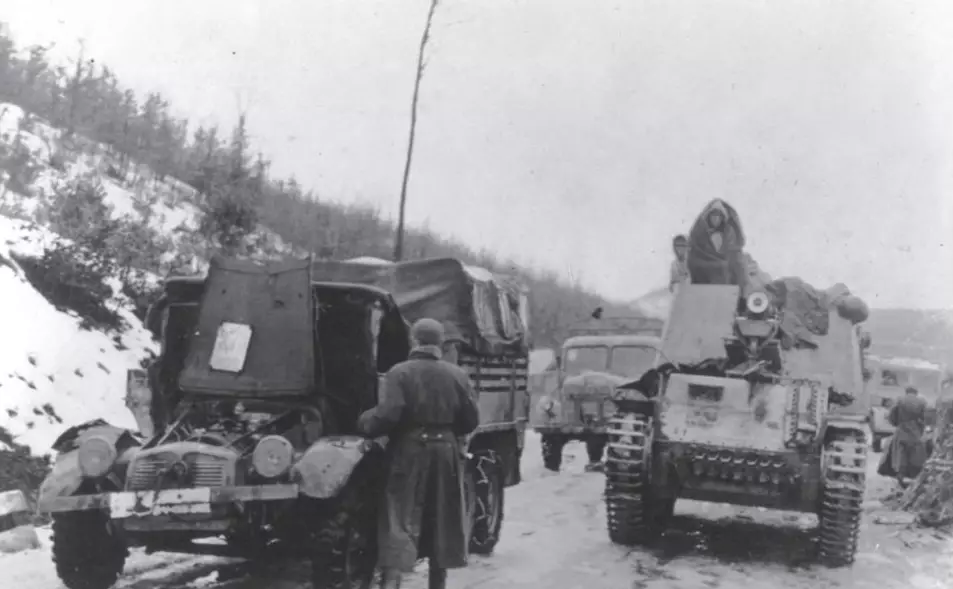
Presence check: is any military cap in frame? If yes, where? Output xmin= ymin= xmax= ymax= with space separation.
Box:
xmin=411 ymin=318 xmax=445 ymax=346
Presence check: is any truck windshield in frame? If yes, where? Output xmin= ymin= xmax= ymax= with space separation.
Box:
xmin=563 ymin=346 xmax=608 ymax=376
xmin=609 ymin=345 xmax=657 ymax=378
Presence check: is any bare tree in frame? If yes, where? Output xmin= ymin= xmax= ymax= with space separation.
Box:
xmin=393 ymin=0 xmax=441 ymax=262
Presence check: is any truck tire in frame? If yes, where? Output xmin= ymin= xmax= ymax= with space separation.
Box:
xmin=467 ymin=450 xmax=505 ymax=555
xmin=541 ymin=435 xmax=566 ymax=472
xmin=872 ymin=435 xmax=883 ymax=453
xmin=52 ymin=511 xmax=128 ymax=589
xmin=310 ymin=463 xmax=379 ymax=589
xmin=310 ymin=498 xmax=377 ymax=589
xmin=817 ymin=434 xmax=866 ymax=567
xmin=604 ymin=412 xmax=664 ymax=546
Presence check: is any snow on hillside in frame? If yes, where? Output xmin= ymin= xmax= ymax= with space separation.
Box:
xmin=0 ymin=217 xmax=156 ymax=454
xmin=0 ymin=102 xmax=303 ymax=455
xmin=0 ymin=102 xmax=295 ymax=268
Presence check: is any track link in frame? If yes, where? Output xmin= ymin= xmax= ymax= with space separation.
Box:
xmin=604 ymin=412 xmax=654 ymax=545
xmin=818 ymin=436 xmax=867 ymax=567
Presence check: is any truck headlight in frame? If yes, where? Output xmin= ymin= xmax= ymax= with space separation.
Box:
xmin=77 ymin=436 xmax=118 ymax=478
xmin=252 ymin=435 xmax=294 ymax=478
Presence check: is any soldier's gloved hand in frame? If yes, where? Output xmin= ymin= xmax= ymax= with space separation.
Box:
xmin=458 ymin=435 xmax=473 ymax=460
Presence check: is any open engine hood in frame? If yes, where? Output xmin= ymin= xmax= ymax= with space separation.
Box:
xmin=178 ymin=255 xmax=317 ymax=397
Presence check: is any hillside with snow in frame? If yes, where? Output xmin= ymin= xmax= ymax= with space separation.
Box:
xmin=0 ymin=101 xmax=308 ymax=455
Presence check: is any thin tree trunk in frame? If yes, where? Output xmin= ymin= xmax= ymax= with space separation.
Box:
xmin=394 ymin=0 xmax=441 ymax=262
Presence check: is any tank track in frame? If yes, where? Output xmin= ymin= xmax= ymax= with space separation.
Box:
xmin=817 ymin=435 xmax=867 ymax=567
xmin=604 ymin=411 xmax=653 ymax=545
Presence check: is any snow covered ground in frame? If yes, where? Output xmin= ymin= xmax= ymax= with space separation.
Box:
xmin=2 ymin=433 xmax=950 ymax=589
xmin=0 ymin=216 xmax=155 ymax=453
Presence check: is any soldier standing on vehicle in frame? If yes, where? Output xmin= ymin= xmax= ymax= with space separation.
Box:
xmin=669 ymin=234 xmax=691 ymax=292
xmin=357 ymin=318 xmax=480 ymax=589
xmin=887 ymin=386 xmax=929 ymax=487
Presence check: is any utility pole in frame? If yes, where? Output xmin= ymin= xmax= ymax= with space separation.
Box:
xmin=393 ymin=0 xmax=441 ymax=262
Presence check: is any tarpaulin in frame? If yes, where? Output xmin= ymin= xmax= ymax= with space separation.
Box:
xmin=311 ymin=258 xmax=528 ymax=356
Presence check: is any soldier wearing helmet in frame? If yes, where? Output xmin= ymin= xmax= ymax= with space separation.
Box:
xmin=669 ymin=234 xmax=691 ymax=293
xmin=358 ymin=317 xmax=479 ymax=589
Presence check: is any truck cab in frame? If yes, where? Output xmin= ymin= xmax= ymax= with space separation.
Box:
xmin=532 ymin=315 xmax=662 ymax=472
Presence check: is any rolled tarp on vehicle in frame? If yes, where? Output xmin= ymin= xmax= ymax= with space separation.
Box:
xmin=311 ymin=257 xmax=528 ymax=356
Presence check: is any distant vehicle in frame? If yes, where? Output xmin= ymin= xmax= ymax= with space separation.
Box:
xmin=866 ymin=355 xmax=946 ymax=452
xmin=604 ymin=284 xmax=871 ymax=567
xmin=36 ymin=255 xmax=530 ymax=589
xmin=531 ymin=314 xmax=663 ymax=472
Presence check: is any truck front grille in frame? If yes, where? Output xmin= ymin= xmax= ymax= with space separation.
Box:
xmin=127 ymin=452 xmax=230 ymax=491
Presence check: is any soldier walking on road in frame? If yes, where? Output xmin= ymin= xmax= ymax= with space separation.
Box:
xmin=887 ymin=386 xmax=929 ymax=487
xmin=358 ymin=318 xmax=480 ymax=589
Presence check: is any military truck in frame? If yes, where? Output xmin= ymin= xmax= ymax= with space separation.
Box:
xmin=604 ymin=284 xmax=871 ymax=567
xmin=531 ymin=316 xmax=663 ymax=472
xmin=38 ymin=256 xmax=406 ymax=589
xmin=36 ymin=256 xmax=529 ymax=589
xmin=310 ymin=257 xmax=531 ymax=555
xmin=866 ymin=355 xmax=946 ymax=452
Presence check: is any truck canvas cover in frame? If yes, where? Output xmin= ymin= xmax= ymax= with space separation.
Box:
xmin=311 ymin=257 xmax=527 ymax=356
xmin=178 ymin=255 xmax=316 ymax=397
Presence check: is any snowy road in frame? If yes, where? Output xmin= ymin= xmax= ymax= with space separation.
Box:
xmin=6 ymin=433 xmax=953 ymax=589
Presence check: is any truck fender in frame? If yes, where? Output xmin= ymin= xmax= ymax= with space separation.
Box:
xmin=38 ymin=422 xmax=140 ymax=504
xmin=292 ymin=435 xmax=386 ymax=500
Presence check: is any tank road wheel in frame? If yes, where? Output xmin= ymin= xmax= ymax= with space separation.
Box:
xmin=817 ymin=433 xmax=867 ymax=567
xmin=541 ymin=434 xmax=566 ymax=472
xmin=604 ymin=412 xmax=659 ymax=546
xmin=52 ymin=511 xmax=128 ymax=589
xmin=467 ymin=450 xmax=505 ymax=555
xmin=310 ymin=493 xmax=378 ymax=589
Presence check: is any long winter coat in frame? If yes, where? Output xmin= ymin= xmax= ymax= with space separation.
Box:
xmin=357 ymin=347 xmax=480 ymax=572
xmin=885 ymin=394 xmax=929 ymax=479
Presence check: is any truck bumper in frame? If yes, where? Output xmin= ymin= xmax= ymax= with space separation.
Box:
xmin=38 ymin=484 xmax=299 ymax=518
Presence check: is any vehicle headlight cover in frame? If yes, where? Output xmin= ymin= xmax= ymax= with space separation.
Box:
xmin=746 ymin=291 xmax=770 ymax=314
xmin=77 ymin=436 xmax=118 ymax=478
xmin=252 ymin=435 xmax=294 ymax=478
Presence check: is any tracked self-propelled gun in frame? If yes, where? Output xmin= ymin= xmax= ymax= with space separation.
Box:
xmin=603 ymin=283 xmax=870 ymax=567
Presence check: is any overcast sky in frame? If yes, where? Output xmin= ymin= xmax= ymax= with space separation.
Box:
xmin=4 ymin=0 xmax=952 ymax=309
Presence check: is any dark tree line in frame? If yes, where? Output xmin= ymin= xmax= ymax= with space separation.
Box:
xmin=0 ymin=27 xmax=632 ymax=348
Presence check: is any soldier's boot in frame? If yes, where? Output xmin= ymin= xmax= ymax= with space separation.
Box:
xmin=428 ymin=566 xmax=447 ymax=589
xmin=380 ymin=568 xmax=403 ymax=589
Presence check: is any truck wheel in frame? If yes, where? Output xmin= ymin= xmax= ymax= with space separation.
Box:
xmin=817 ymin=434 xmax=867 ymax=567
xmin=872 ymin=435 xmax=883 ymax=453
xmin=467 ymin=450 xmax=505 ymax=555
xmin=52 ymin=511 xmax=128 ymax=589
xmin=310 ymin=482 xmax=378 ymax=589
xmin=604 ymin=412 xmax=662 ymax=546
xmin=541 ymin=435 xmax=566 ymax=472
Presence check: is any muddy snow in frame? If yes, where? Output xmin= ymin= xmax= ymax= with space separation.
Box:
xmin=3 ymin=433 xmax=951 ymax=589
